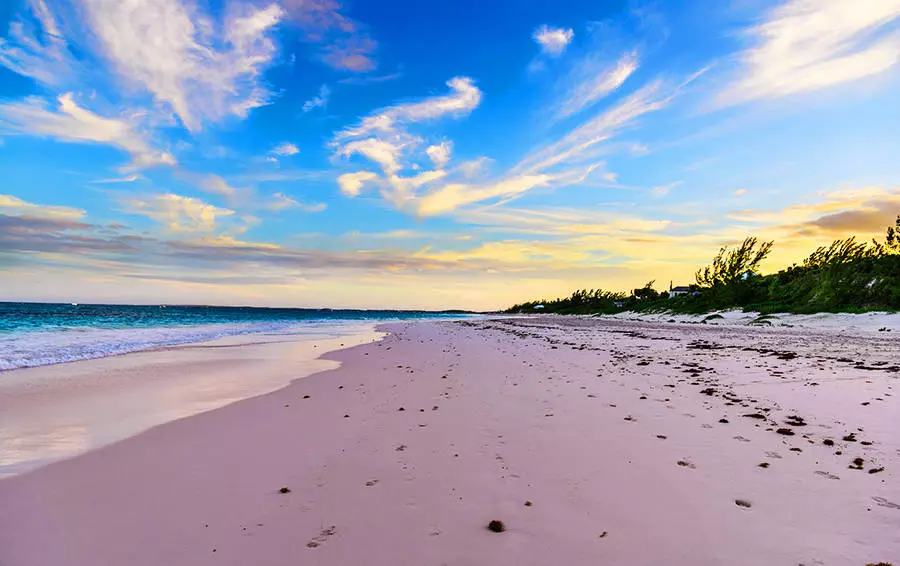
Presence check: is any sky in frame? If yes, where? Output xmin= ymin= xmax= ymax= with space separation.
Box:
xmin=1 ymin=0 xmax=900 ymax=310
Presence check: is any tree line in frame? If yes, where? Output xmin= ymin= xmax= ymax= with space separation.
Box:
xmin=505 ymin=216 xmax=900 ymax=315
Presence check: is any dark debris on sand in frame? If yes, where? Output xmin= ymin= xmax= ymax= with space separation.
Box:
xmin=487 ymin=520 xmax=506 ymax=533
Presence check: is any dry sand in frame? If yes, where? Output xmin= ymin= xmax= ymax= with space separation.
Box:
xmin=0 ymin=317 xmax=897 ymax=565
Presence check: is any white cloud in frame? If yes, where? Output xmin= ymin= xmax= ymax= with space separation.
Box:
xmin=266 ymin=192 xmax=327 ymax=212
xmin=82 ymin=0 xmax=284 ymax=131
xmin=413 ymin=174 xmax=555 ymax=217
xmin=337 ymin=171 xmax=378 ymax=197
xmin=302 ymin=84 xmax=331 ymax=112
xmin=327 ymin=68 xmax=697 ymax=216
xmin=533 ymin=25 xmax=574 ymax=57
xmin=383 ymin=170 xmax=448 ymax=208
xmin=122 ymin=193 xmax=234 ymax=232
xmin=515 ymin=80 xmax=673 ymax=175
xmin=651 ymin=181 xmax=682 ymax=197
xmin=333 ymin=77 xmax=481 ymax=183
xmin=426 ymin=141 xmax=453 ymax=168
xmin=0 ymin=193 xmax=85 ymax=218
xmin=1 ymin=2 xmax=65 ymax=79
xmin=458 ymin=157 xmax=491 ymax=178
xmin=733 ymin=188 xmax=748 ymax=196
xmin=337 ymin=77 xmax=481 ymax=139
xmin=338 ymin=72 xmax=402 ymax=85
xmin=328 ymin=66 xmax=702 ymax=218
xmin=92 ymin=174 xmax=142 ymax=184
xmin=0 ymin=0 xmax=74 ymax=86
xmin=339 ymin=138 xmax=407 ymax=174
xmin=271 ymin=142 xmax=300 ymax=156
xmin=0 ymin=93 xmax=176 ymax=170
xmin=385 ymin=71 xmax=702 ymax=217
xmin=197 ymin=174 xmax=323 ymax=213
xmin=414 ymin=166 xmax=599 ymax=217
xmin=719 ymin=0 xmax=900 ymax=105
xmin=556 ymin=51 xmax=638 ymax=119
xmin=200 ymin=175 xmax=245 ymax=204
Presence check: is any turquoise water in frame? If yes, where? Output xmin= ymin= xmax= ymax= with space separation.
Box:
xmin=0 ymin=302 xmax=469 ymax=370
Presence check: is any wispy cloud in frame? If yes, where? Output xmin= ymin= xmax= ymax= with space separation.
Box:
xmin=265 ymin=193 xmax=327 ymax=212
xmin=458 ymin=157 xmax=491 ymax=178
xmin=0 ymin=213 xmax=137 ymax=255
xmin=420 ymin=66 xmax=706 ymax=215
xmin=321 ymin=37 xmax=378 ymax=71
xmin=0 ymin=0 xmax=74 ymax=87
xmin=533 ymin=24 xmax=574 ymax=57
xmin=453 ymin=206 xmax=671 ymax=237
xmin=196 ymin=174 xmax=323 ymax=216
xmin=81 ymin=0 xmax=284 ymax=131
xmin=271 ymin=142 xmax=301 ymax=156
xmin=339 ymin=138 xmax=407 ymax=175
xmin=199 ymin=175 xmax=252 ymax=206
xmin=332 ymin=76 xmax=481 ymax=186
xmin=121 ymin=193 xmax=235 ymax=232
xmin=330 ymin=64 xmax=704 ymax=217
xmin=651 ymin=181 xmax=682 ymax=197
xmin=426 ymin=141 xmax=453 ymax=168
xmin=230 ymin=169 xmax=334 ymax=184
xmin=0 ymin=194 xmax=85 ymax=218
xmin=413 ymin=173 xmax=561 ymax=217
xmin=331 ymin=77 xmax=488 ymax=213
xmin=718 ymin=0 xmax=900 ymax=106
xmin=281 ymin=0 xmax=379 ymax=71
xmin=555 ymin=51 xmax=639 ymax=119
xmin=338 ymin=72 xmax=402 ymax=85
xmin=336 ymin=77 xmax=482 ymax=140
xmin=0 ymin=213 xmax=446 ymax=276
xmin=337 ymin=171 xmax=379 ymax=196
xmin=515 ymin=80 xmax=674 ymax=175
xmin=0 ymin=93 xmax=176 ymax=170
xmin=92 ymin=174 xmax=142 ymax=184
xmin=302 ymin=85 xmax=331 ymax=112
xmin=726 ymin=186 xmax=900 ymax=237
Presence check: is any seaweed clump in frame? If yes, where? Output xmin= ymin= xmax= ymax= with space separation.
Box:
xmin=487 ymin=520 xmax=506 ymax=533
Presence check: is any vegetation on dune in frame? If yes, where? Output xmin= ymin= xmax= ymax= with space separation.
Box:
xmin=506 ymin=216 xmax=900 ymax=315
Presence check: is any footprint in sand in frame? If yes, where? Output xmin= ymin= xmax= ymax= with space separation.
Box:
xmin=733 ymin=435 xmax=751 ymax=442
xmin=765 ymin=451 xmax=783 ymax=459
xmin=872 ymin=496 xmax=900 ymax=509
xmin=814 ymin=471 xmax=840 ymax=480
xmin=306 ymin=526 xmax=337 ymax=548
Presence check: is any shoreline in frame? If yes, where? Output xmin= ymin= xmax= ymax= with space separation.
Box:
xmin=0 ymin=322 xmax=385 ymax=477
xmin=1 ymin=317 xmax=897 ymax=564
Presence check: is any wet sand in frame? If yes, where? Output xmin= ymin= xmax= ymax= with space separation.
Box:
xmin=0 ymin=317 xmax=897 ymax=565
xmin=0 ymin=325 xmax=383 ymax=477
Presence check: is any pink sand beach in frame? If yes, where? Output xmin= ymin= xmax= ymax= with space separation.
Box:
xmin=0 ymin=317 xmax=898 ymax=565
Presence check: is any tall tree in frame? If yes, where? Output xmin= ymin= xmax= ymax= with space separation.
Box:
xmin=695 ymin=237 xmax=774 ymax=287
xmin=886 ymin=215 xmax=900 ymax=253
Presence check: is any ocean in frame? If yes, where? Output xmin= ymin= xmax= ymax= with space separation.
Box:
xmin=0 ymin=302 xmax=470 ymax=371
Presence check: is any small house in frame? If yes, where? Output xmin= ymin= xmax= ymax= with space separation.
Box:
xmin=669 ymin=285 xmax=691 ymax=299
xmin=532 ymin=304 xmax=545 ymax=310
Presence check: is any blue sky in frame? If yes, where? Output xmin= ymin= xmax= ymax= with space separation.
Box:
xmin=2 ymin=0 xmax=900 ymax=309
